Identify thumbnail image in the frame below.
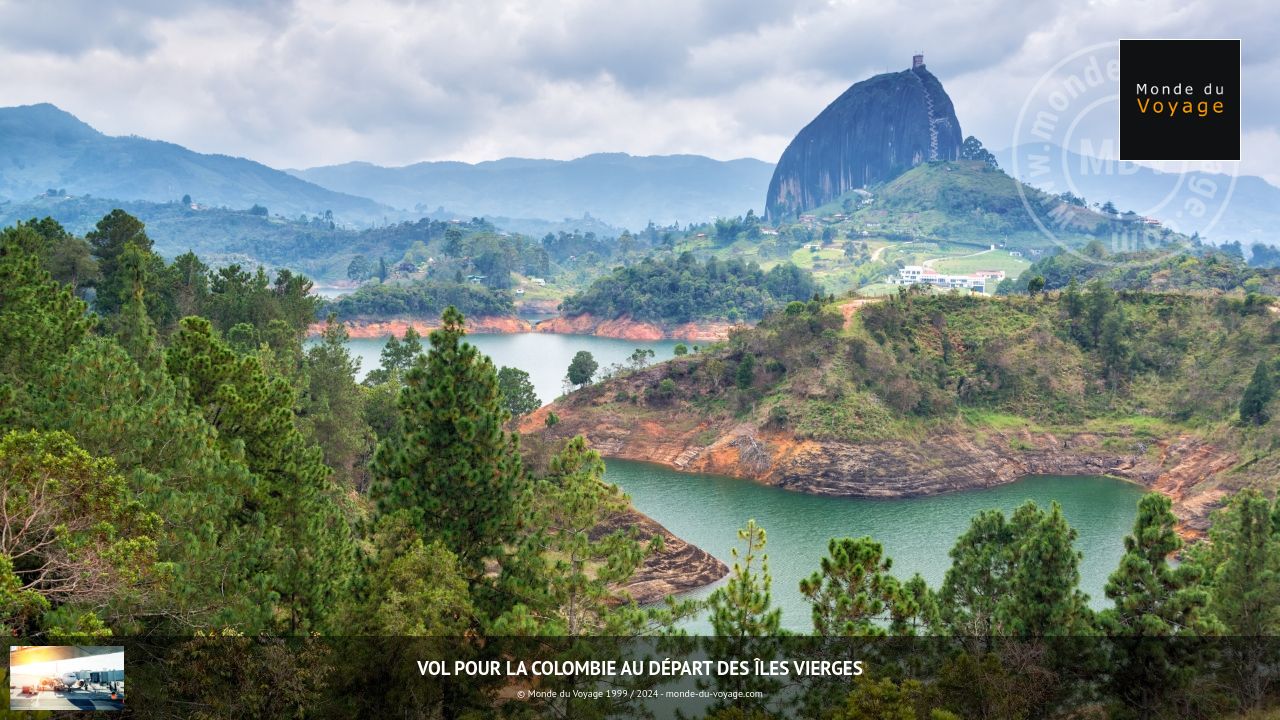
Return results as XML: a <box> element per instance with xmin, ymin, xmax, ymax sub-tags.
<box><xmin>9</xmin><ymin>646</ymin><xmax>124</xmax><ymax>712</ymax></box>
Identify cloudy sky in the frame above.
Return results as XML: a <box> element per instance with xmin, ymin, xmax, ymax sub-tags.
<box><xmin>3</xmin><ymin>0</ymin><xmax>1278</xmax><ymax>182</ymax></box>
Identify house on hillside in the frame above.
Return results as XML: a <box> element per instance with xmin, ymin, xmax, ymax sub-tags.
<box><xmin>894</xmin><ymin>265</ymin><xmax>1006</xmax><ymax>294</ymax></box>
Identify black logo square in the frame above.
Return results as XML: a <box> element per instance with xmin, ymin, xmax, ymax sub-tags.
<box><xmin>1120</xmin><ymin>39</ymin><xmax>1240</xmax><ymax>161</ymax></box>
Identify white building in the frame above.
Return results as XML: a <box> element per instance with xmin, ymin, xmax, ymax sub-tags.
<box><xmin>895</xmin><ymin>265</ymin><xmax>1006</xmax><ymax>294</ymax></box>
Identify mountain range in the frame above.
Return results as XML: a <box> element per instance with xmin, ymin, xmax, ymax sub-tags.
<box><xmin>994</xmin><ymin>144</ymin><xmax>1280</xmax><ymax>250</ymax></box>
<box><xmin>288</xmin><ymin>153</ymin><xmax>774</xmax><ymax>231</ymax></box>
<box><xmin>0</xmin><ymin>104</ymin><xmax>392</xmax><ymax>223</ymax></box>
<box><xmin>0</xmin><ymin>103</ymin><xmax>774</xmax><ymax>231</ymax></box>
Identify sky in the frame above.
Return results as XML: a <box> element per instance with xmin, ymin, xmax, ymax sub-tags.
<box><xmin>2</xmin><ymin>0</ymin><xmax>1278</xmax><ymax>183</ymax></box>
<box><xmin>10</xmin><ymin>651</ymin><xmax>125</xmax><ymax>679</ymax></box>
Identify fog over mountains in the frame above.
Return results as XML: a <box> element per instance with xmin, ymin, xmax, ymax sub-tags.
<box><xmin>289</xmin><ymin>154</ymin><xmax>774</xmax><ymax>232</ymax></box>
<box><xmin>0</xmin><ymin>103</ymin><xmax>774</xmax><ymax>232</ymax></box>
<box><xmin>0</xmin><ymin>104</ymin><xmax>392</xmax><ymax>223</ymax></box>
<box><xmin>995</xmin><ymin>144</ymin><xmax>1280</xmax><ymax>250</ymax></box>
<box><xmin>2</xmin><ymin>102</ymin><xmax>1278</xmax><ymax>249</ymax></box>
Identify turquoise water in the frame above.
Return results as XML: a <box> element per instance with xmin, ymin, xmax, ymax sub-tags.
<box><xmin>338</xmin><ymin>334</ymin><xmax>681</xmax><ymax>406</ymax></box>
<box><xmin>335</xmin><ymin>332</ymin><xmax>1145</xmax><ymax>634</ymax></box>
<box><xmin>604</xmin><ymin>460</ymin><xmax>1146</xmax><ymax>633</ymax></box>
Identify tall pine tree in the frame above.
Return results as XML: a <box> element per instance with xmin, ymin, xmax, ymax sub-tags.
<box><xmin>167</xmin><ymin>317</ymin><xmax>356</xmax><ymax>632</ymax></box>
<box><xmin>371</xmin><ymin>307</ymin><xmax>526</xmax><ymax>571</ymax></box>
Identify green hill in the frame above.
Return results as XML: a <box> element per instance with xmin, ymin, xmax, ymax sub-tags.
<box><xmin>811</xmin><ymin>160</ymin><xmax>1176</xmax><ymax>257</ymax></box>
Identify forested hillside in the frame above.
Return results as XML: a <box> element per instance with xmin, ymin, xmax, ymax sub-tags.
<box><xmin>1006</xmin><ymin>239</ymin><xmax>1280</xmax><ymax>295</ymax></box>
<box><xmin>559</xmin><ymin>253</ymin><xmax>820</xmax><ymax>323</ymax></box>
<box><xmin>0</xmin><ymin>211</ymin><xmax>704</xmax><ymax>647</ymax></box>
<box><xmin>8</xmin><ymin>210</ymin><xmax>1280</xmax><ymax>716</ymax></box>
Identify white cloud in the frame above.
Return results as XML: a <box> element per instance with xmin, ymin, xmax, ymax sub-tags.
<box><xmin>0</xmin><ymin>0</ymin><xmax>1276</xmax><ymax>174</ymax></box>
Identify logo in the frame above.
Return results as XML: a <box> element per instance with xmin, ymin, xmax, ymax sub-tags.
<box><xmin>1011</xmin><ymin>41</ymin><xmax>1238</xmax><ymax>266</ymax></box>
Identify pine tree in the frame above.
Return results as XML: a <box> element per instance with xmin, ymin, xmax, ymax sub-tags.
<box><xmin>939</xmin><ymin>509</ymin><xmax>1017</xmax><ymax>637</ymax></box>
<box><xmin>801</xmin><ymin>536</ymin><xmax>936</xmax><ymax>636</ymax></box>
<box><xmin>167</xmin><ymin>317</ymin><xmax>356</xmax><ymax>632</ymax></box>
<box><xmin>497</xmin><ymin>366</ymin><xmax>540</xmax><ymax>417</ymax></box>
<box><xmin>37</xmin><ymin>336</ymin><xmax>271</xmax><ymax>631</ymax></box>
<box><xmin>382</xmin><ymin>326</ymin><xmax>423</xmax><ymax>373</ymax></box>
<box><xmin>1203</xmin><ymin>490</ymin><xmax>1280</xmax><ymax>636</ymax></box>
<box><xmin>1102</xmin><ymin>493</ymin><xmax>1213</xmax><ymax>635</ymax></box>
<box><xmin>370</xmin><ymin>306</ymin><xmax>527</xmax><ymax>571</ymax></box>
<box><xmin>86</xmin><ymin>209</ymin><xmax>152</xmax><ymax>315</ymax></box>
<box><xmin>1100</xmin><ymin>493</ymin><xmax>1218</xmax><ymax>717</ymax></box>
<box><xmin>0</xmin><ymin>226</ymin><xmax>95</xmax><ymax>425</ymax></box>
<box><xmin>112</xmin><ymin>242</ymin><xmax>163</xmax><ymax>371</ymax></box>
<box><xmin>1195</xmin><ymin>490</ymin><xmax>1280</xmax><ymax>710</ymax></box>
<box><xmin>300</xmin><ymin>315</ymin><xmax>374</xmax><ymax>489</ymax></box>
<box><xmin>703</xmin><ymin>519</ymin><xmax>786</xmax><ymax>718</ymax></box>
<box><xmin>1239</xmin><ymin>360</ymin><xmax>1274</xmax><ymax>425</ymax></box>
<box><xmin>996</xmin><ymin>502</ymin><xmax>1093</xmax><ymax>636</ymax></box>
<box><xmin>707</xmin><ymin>519</ymin><xmax>782</xmax><ymax>638</ymax></box>
<box><xmin>499</xmin><ymin>436</ymin><xmax>664</xmax><ymax>635</ymax></box>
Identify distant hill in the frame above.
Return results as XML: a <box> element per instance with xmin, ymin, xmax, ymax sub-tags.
<box><xmin>0</xmin><ymin>194</ymin><xmax>447</xmax><ymax>281</ymax></box>
<box><xmin>290</xmin><ymin>153</ymin><xmax>775</xmax><ymax>231</ymax></box>
<box><xmin>766</xmin><ymin>61</ymin><xmax>962</xmax><ymax>221</ymax></box>
<box><xmin>994</xmin><ymin>143</ymin><xmax>1280</xmax><ymax>251</ymax></box>
<box><xmin>0</xmin><ymin>103</ymin><xmax>392</xmax><ymax>223</ymax></box>
<box><xmin>814</xmin><ymin>160</ymin><xmax>1143</xmax><ymax>258</ymax></box>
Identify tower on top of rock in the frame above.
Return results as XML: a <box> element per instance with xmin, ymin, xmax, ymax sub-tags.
<box><xmin>912</xmin><ymin>53</ymin><xmax>925</xmax><ymax>70</ymax></box>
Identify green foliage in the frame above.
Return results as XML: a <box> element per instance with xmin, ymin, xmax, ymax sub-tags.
<box><xmin>370</xmin><ymin>307</ymin><xmax>527</xmax><ymax>571</ymax></box>
<box><xmin>0</xmin><ymin>227</ymin><xmax>94</xmax><ymax>422</ymax></box>
<box><xmin>1026</xmin><ymin>274</ymin><xmax>1045</xmax><ymax>296</ymax></box>
<box><xmin>707</xmin><ymin>519</ymin><xmax>783</xmax><ymax>638</ymax></box>
<box><xmin>674</xmin><ymin>342</ymin><xmax>689</xmax><ymax>356</ymax></box>
<box><xmin>341</xmin><ymin>512</ymin><xmax>474</xmax><ymax>635</ymax></box>
<box><xmin>1099</xmin><ymin>493</ymin><xmax>1218</xmax><ymax>717</ymax></box>
<box><xmin>365</xmin><ymin>326</ymin><xmax>422</xmax><ymax>384</ymax></box>
<box><xmin>1101</xmin><ymin>493</ymin><xmax>1214</xmax><ymax>635</ymax></box>
<box><xmin>940</xmin><ymin>501</ymin><xmax>1092</xmax><ymax>637</ymax></box>
<box><xmin>560</xmin><ymin>252</ymin><xmax>819</xmax><ymax>323</ymax></box>
<box><xmin>0</xmin><ymin>430</ymin><xmax>159</xmax><ymax>634</ymax></box>
<box><xmin>1017</xmin><ymin>243</ymin><xmax>1280</xmax><ymax>295</ymax></box>
<box><xmin>86</xmin><ymin>208</ymin><xmax>152</xmax><ymax>315</ymax></box>
<box><xmin>1240</xmin><ymin>360</ymin><xmax>1274</xmax><ymax>425</ymax></box>
<box><xmin>497</xmin><ymin>365</ymin><xmax>541</xmax><ymax>417</ymax></box>
<box><xmin>347</xmin><ymin>254</ymin><xmax>374</xmax><ymax>281</ymax></box>
<box><xmin>166</xmin><ymin>316</ymin><xmax>356</xmax><ymax>632</ymax></box>
<box><xmin>959</xmin><ymin>135</ymin><xmax>999</xmax><ymax>168</ymax></box>
<box><xmin>1197</xmin><ymin>490</ymin><xmax>1280</xmax><ymax>636</ymax></box>
<box><xmin>736</xmin><ymin>353</ymin><xmax>756</xmax><ymax>390</ymax></box>
<box><xmin>329</xmin><ymin>279</ymin><xmax>514</xmax><ymax>319</ymax></box>
<box><xmin>202</xmin><ymin>263</ymin><xmax>321</xmax><ymax>337</ymax></box>
<box><xmin>800</xmin><ymin>536</ymin><xmax>938</xmax><ymax>636</ymax></box>
<box><xmin>2</xmin><ymin>217</ymin><xmax>98</xmax><ymax>290</ymax></box>
<box><xmin>497</xmin><ymin>436</ymin><xmax>670</xmax><ymax>635</ymax></box>
<box><xmin>33</xmin><ymin>336</ymin><xmax>270</xmax><ymax>631</ymax></box>
<box><xmin>997</xmin><ymin>502</ymin><xmax>1093</xmax><ymax>637</ymax></box>
<box><xmin>567</xmin><ymin>350</ymin><xmax>598</xmax><ymax>387</ymax></box>
<box><xmin>300</xmin><ymin>316</ymin><xmax>375</xmax><ymax>488</ymax></box>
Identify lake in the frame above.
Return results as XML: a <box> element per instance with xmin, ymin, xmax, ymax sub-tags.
<box><xmin>337</xmin><ymin>332</ymin><xmax>1146</xmax><ymax>633</ymax></box>
<box><xmin>606</xmin><ymin>460</ymin><xmax>1145</xmax><ymax>633</ymax></box>
<box><xmin>339</xmin><ymin>334</ymin><xmax>682</xmax><ymax>407</ymax></box>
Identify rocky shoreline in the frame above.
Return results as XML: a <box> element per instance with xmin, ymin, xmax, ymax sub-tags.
<box><xmin>606</xmin><ymin>508</ymin><xmax>728</xmax><ymax>604</ymax></box>
<box><xmin>534</xmin><ymin>313</ymin><xmax>741</xmax><ymax>342</ymax></box>
<box><xmin>520</xmin><ymin>402</ymin><xmax>1238</xmax><ymax>540</ymax></box>
<box><xmin>313</xmin><ymin>315</ymin><xmax>532</xmax><ymax>338</ymax></box>
<box><xmin>313</xmin><ymin>313</ymin><xmax>739</xmax><ymax>342</ymax></box>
